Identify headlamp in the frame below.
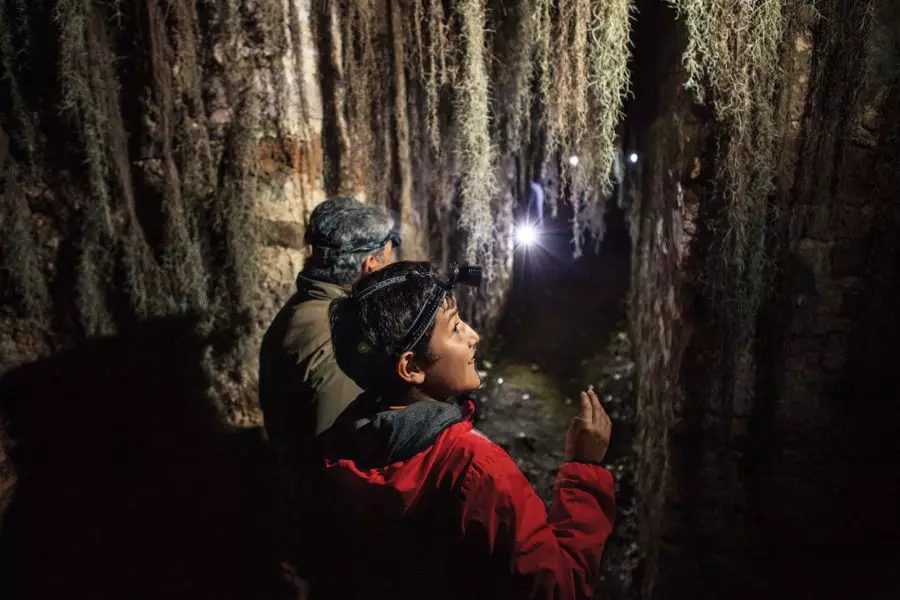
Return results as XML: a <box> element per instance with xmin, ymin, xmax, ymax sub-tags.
<box><xmin>448</xmin><ymin>264</ymin><xmax>482</xmax><ymax>288</ymax></box>
<box><xmin>515</xmin><ymin>224</ymin><xmax>538</xmax><ymax>246</ymax></box>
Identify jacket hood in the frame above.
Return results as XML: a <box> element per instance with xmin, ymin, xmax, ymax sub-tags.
<box><xmin>323</xmin><ymin>395</ymin><xmax>474</xmax><ymax>471</ymax></box>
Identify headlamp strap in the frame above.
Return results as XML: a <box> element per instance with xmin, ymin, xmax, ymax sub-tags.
<box><xmin>355</xmin><ymin>275</ymin><xmax>410</xmax><ymax>302</ymax></box>
<box><xmin>398</xmin><ymin>285</ymin><xmax>447</xmax><ymax>354</ymax></box>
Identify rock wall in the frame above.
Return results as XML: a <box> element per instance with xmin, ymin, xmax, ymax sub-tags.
<box><xmin>0</xmin><ymin>3</ymin><xmax>337</xmax><ymax>595</ymax></box>
<box><xmin>628</xmin><ymin>1</ymin><xmax>900</xmax><ymax>598</ymax></box>
<box><xmin>752</xmin><ymin>0</ymin><xmax>900</xmax><ymax>587</ymax></box>
<box><xmin>623</xmin><ymin>3</ymin><xmax>705</xmax><ymax>595</ymax></box>
<box><xmin>0</xmin><ymin>1</ymin><xmax>518</xmax><ymax>595</ymax></box>
<box><xmin>0</xmin><ymin>0</ymin><xmax>326</xmax><ymax>512</ymax></box>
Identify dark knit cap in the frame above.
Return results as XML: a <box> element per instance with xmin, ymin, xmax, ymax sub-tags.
<box><xmin>305</xmin><ymin>196</ymin><xmax>398</xmax><ymax>257</ymax></box>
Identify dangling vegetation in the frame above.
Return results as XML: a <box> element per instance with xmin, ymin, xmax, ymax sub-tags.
<box><xmin>1</xmin><ymin>0</ymin><xmax>637</xmax><ymax>401</ymax></box>
<box><xmin>0</xmin><ymin>162</ymin><xmax>51</xmax><ymax>318</ymax></box>
<box><xmin>331</xmin><ymin>0</ymin><xmax>636</xmax><ymax>301</ymax></box>
<box><xmin>56</xmin><ymin>0</ymin><xmax>119</xmax><ymax>335</ymax></box>
<box><xmin>667</xmin><ymin>0</ymin><xmax>812</xmax><ymax>403</ymax></box>
<box><xmin>0</xmin><ymin>0</ymin><xmax>319</xmax><ymax>423</ymax></box>
<box><xmin>0</xmin><ymin>1</ymin><xmax>37</xmax><ymax>167</ymax></box>
<box><xmin>455</xmin><ymin>0</ymin><xmax>495</xmax><ymax>263</ymax></box>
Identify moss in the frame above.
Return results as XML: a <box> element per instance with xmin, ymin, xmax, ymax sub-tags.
<box><xmin>668</xmin><ymin>0</ymin><xmax>811</xmax><ymax>404</ymax></box>
<box><xmin>543</xmin><ymin>0</ymin><xmax>634</xmax><ymax>253</ymax></box>
<box><xmin>0</xmin><ymin>0</ymin><xmax>38</xmax><ymax>167</ymax></box>
<box><xmin>332</xmin><ymin>0</ymin><xmax>636</xmax><ymax>274</ymax></box>
<box><xmin>56</xmin><ymin>0</ymin><xmax>118</xmax><ymax>335</ymax></box>
<box><xmin>0</xmin><ymin>166</ymin><xmax>50</xmax><ymax>318</ymax></box>
<box><xmin>455</xmin><ymin>0</ymin><xmax>495</xmax><ymax>264</ymax></box>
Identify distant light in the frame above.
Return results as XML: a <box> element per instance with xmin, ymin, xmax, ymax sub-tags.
<box><xmin>568</xmin><ymin>155</ymin><xmax>580</xmax><ymax>167</ymax></box>
<box><xmin>515</xmin><ymin>224</ymin><xmax>538</xmax><ymax>246</ymax></box>
<box><xmin>629</xmin><ymin>153</ymin><xmax>638</xmax><ymax>164</ymax></box>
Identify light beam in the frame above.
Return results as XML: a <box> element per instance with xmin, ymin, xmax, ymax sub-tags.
<box><xmin>515</xmin><ymin>224</ymin><xmax>538</xmax><ymax>246</ymax></box>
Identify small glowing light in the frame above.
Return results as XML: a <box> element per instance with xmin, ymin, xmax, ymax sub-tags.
<box><xmin>629</xmin><ymin>152</ymin><xmax>638</xmax><ymax>164</ymax></box>
<box><xmin>515</xmin><ymin>224</ymin><xmax>538</xmax><ymax>246</ymax></box>
<box><xmin>568</xmin><ymin>155</ymin><xmax>580</xmax><ymax>167</ymax></box>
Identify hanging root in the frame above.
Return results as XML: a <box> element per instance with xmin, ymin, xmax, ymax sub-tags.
<box><xmin>0</xmin><ymin>0</ymin><xmax>39</xmax><ymax>167</ymax></box>
<box><xmin>0</xmin><ymin>165</ymin><xmax>51</xmax><ymax>317</ymax></box>
<box><xmin>336</xmin><ymin>0</ymin><xmax>635</xmax><ymax>270</ymax></box>
<box><xmin>540</xmin><ymin>0</ymin><xmax>634</xmax><ymax>251</ymax></box>
<box><xmin>424</xmin><ymin>0</ymin><xmax>446</xmax><ymax>151</ymax></box>
<box><xmin>57</xmin><ymin>0</ymin><xmax>120</xmax><ymax>335</ymax></box>
<box><xmin>586</xmin><ymin>0</ymin><xmax>633</xmax><ymax>198</ymax></box>
<box><xmin>455</xmin><ymin>0</ymin><xmax>495</xmax><ymax>264</ymax></box>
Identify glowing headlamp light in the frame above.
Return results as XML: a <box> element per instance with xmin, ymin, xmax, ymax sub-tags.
<box><xmin>515</xmin><ymin>224</ymin><xmax>538</xmax><ymax>246</ymax></box>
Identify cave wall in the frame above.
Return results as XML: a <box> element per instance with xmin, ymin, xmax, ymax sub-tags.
<box><xmin>0</xmin><ymin>0</ymin><xmax>645</xmax><ymax>531</ymax></box>
<box><xmin>0</xmin><ymin>2</ymin><xmax>518</xmax><ymax>594</ymax></box>
<box><xmin>623</xmin><ymin>3</ymin><xmax>703</xmax><ymax>595</ymax></box>
<box><xmin>0</xmin><ymin>0</ymin><xmax>328</xmax><ymax>513</ymax></box>
<box><xmin>0</xmin><ymin>2</ymin><xmax>343</xmax><ymax>594</ymax></box>
<box><xmin>629</xmin><ymin>1</ymin><xmax>900</xmax><ymax>598</ymax></box>
<box><xmin>0</xmin><ymin>0</ymin><xmax>517</xmax><ymax>534</ymax></box>
<box><xmin>750</xmin><ymin>1</ymin><xmax>900</xmax><ymax>588</ymax></box>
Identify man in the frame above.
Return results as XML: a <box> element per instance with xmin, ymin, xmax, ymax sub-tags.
<box><xmin>527</xmin><ymin>179</ymin><xmax>545</xmax><ymax>223</ymax></box>
<box><xmin>258</xmin><ymin>196</ymin><xmax>398</xmax><ymax>591</ymax></box>
<box><xmin>259</xmin><ymin>196</ymin><xmax>399</xmax><ymax>463</ymax></box>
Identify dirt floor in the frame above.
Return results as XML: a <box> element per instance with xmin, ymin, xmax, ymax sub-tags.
<box><xmin>471</xmin><ymin>219</ymin><xmax>639</xmax><ymax>599</ymax></box>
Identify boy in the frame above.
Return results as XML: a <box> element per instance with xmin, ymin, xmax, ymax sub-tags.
<box><xmin>320</xmin><ymin>261</ymin><xmax>615</xmax><ymax>599</ymax></box>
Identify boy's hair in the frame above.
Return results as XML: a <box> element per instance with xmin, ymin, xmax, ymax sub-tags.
<box><xmin>330</xmin><ymin>262</ymin><xmax>452</xmax><ymax>393</ymax></box>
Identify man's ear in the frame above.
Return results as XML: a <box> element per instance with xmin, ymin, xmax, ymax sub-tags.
<box><xmin>396</xmin><ymin>351</ymin><xmax>426</xmax><ymax>385</ymax></box>
<box><xmin>360</xmin><ymin>251</ymin><xmax>383</xmax><ymax>276</ymax></box>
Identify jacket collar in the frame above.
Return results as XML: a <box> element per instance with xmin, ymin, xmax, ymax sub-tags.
<box><xmin>324</xmin><ymin>395</ymin><xmax>476</xmax><ymax>470</ymax></box>
<box><xmin>296</xmin><ymin>272</ymin><xmax>350</xmax><ymax>302</ymax></box>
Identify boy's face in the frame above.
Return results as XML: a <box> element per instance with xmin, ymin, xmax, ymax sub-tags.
<box><xmin>398</xmin><ymin>300</ymin><xmax>481</xmax><ymax>398</ymax></box>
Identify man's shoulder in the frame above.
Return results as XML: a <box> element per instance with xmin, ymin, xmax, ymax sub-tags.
<box><xmin>289</xmin><ymin>293</ymin><xmax>333</xmax><ymax>323</ymax></box>
<box><xmin>289</xmin><ymin>279</ymin><xmax>347</xmax><ymax>326</ymax></box>
<box><xmin>260</xmin><ymin>288</ymin><xmax>336</xmax><ymax>363</ymax></box>
<box><xmin>285</xmin><ymin>298</ymin><xmax>334</xmax><ymax>352</ymax></box>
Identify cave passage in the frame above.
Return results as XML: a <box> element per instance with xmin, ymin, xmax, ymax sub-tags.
<box><xmin>475</xmin><ymin>197</ymin><xmax>638</xmax><ymax>599</ymax></box>
<box><xmin>2</xmin><ymin>0</ymin><xmax>900</xmax><ymax>599</ymax></box>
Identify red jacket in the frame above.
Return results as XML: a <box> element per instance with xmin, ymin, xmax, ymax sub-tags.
<box><xmin>311</xmin><ymin>397</ymin><xmax>616</xmax><ymax>600</ymax></box>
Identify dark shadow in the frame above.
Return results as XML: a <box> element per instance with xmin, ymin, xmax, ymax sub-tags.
<box><xmin>311</xmin><ymin>1</ymin><xmax>343</xmax><ymax>197</ymax></box>
<box><xmin>0</xmin><ymin>315</ymin><xmax>295</xmax><ymax>600</ymax></box>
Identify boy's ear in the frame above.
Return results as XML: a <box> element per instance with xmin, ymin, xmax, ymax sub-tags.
<box><xmin>396</xmin><ymin>351</ymin><xmax>426</xmax><ymax>385</ymax></box>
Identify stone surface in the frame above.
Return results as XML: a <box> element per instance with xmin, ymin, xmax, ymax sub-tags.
<box><xmin>0</xmin><ymin>0</ymin><xmax>499</xmax><ymax>578</ymax></box>
<box><xmin>627</xmin><ymin>2</ymin><xmax>900</xmax><ymax>599</ymax></box>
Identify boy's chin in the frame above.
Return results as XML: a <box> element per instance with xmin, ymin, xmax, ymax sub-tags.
<box><xmin>448</xmin><ymin>365</ymin><xmax>482</xmax><ymax>396</ymax></box>
<box><xmin>465</xmin><ymin>371</ymin><xmax>482</xmax><ymax>392</ymax></box>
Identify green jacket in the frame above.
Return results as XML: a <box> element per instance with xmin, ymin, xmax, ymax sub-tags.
<box><xmin>259</xmin><ymin>274</ymin><xmax>363</xmax><ymax>464</ymax></box>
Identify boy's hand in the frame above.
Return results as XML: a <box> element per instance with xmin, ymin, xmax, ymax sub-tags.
<box><xmin>565</xmin><ymin>388</ymin><xmax>612</xmax><ymax>464</ymax></box>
